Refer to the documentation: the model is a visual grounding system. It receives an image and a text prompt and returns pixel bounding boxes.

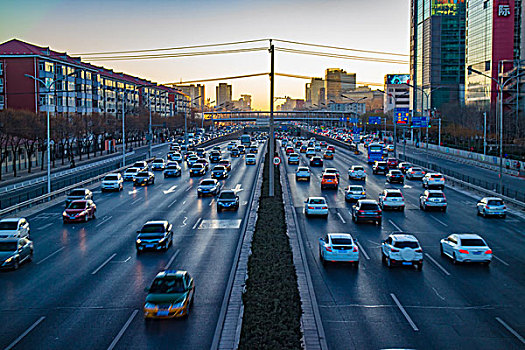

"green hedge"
[239,148,302,350]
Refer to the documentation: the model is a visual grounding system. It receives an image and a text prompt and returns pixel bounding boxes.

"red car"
[386,158,399,168]
[327,145,335,153]
[63,200,97,223]
[286,147,295,155]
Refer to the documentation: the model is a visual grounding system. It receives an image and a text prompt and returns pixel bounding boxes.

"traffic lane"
[0,142,262,349]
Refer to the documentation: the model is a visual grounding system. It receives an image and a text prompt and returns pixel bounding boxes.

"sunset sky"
[0,0,410,110]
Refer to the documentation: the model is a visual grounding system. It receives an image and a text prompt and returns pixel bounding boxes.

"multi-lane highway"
[0,139,263,350]
[279,138,525,350]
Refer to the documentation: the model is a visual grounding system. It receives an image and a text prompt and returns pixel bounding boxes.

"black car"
[209,151,221,163]
[351,199,382,225]
[373,161,388,175]
[65,188,93,207]
[164,164,182,178]
[211,165,228,179]
[134,171,155,186]
[310,156,324,167]
[136,221,173,253]
[217,190,240,211]
[231,148,240,157]
[0,238,33,270]
[195,158,209,171]
[386,170,405,184]
[190,164,206,177]
[196,148,206,158]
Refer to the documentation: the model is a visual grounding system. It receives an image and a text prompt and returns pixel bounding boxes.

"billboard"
[394,108,410,124]
[385,74,410,85]
[368,116,382,125]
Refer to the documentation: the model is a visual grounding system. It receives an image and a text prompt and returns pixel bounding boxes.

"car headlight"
[136,239,141,244]
[197,188,202,192]
[5,257,13,263]
[63,212,68,217]
[144,302,157,310]
[171,301,185,309]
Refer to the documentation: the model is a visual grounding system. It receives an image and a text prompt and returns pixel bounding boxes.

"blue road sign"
[368,116,381,125]
[394,108,410,124]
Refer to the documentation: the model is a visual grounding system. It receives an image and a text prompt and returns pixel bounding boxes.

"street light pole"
[148,91,152,158]
[122,90,126,166]
[269,39,275,197]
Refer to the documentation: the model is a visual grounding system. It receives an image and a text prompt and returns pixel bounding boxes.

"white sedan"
[318,233,359,266]
[440,233,492,265]
[304,197,328,218]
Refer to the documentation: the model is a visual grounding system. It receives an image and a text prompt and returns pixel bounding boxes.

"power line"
[164,72,270,85]
[275,73,384,87]
[275,47,408,65]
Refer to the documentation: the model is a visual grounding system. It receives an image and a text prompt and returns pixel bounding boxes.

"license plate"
[69,216,75,219]
[473,251,481,255]
[146,244,154,248]
[156,310,169,316]
[402,262,412,265]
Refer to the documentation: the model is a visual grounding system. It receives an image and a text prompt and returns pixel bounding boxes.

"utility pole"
[269,40,275,197]
[148,91,152,158]
[483,111,487,156]
[438,116,441,150]
[122,90,126,167]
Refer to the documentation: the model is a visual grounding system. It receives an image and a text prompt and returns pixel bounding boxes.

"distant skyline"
[0,0,410,110]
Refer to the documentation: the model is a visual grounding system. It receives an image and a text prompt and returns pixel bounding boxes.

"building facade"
[325,69,356,102]
[410,0,467,112]
[173,84,205,108]
[305,77,325,107]
[384,74,411,113]
[328,102,366,115]
[216,83,232,109]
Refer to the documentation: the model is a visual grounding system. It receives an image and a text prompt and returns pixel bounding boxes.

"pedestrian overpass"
[203,110,360,125]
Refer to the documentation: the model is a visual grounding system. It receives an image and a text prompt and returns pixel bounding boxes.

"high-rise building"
[173,84,205,107]
[305,77,325,106]
[325,69,356,102]
[233,94,252,111]
[410,0,467,112]
[216,83,232,109]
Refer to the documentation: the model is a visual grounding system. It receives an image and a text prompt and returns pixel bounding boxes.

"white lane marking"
[192,218,202,230]
[106,310,139,350]
[337,212,346,224]
[493,255,509,266]
[390,293,419,332]
[168,199,178,208]
[185,186,192,192]
[182,200,186,205]
[4,316,46,350]
[388,219,403,232]
[96,215,113,228]
[233,184,243,193]
[128,188,141,195]
[164,249,181,269]
[131,198,141,205]
[425,253,451,276]
[242,201,248,206]
[209,199,215,207]
[180,217,188,227]
[429,215,448,227]
[496,317,525,345]
[37,223,54,231]
[355,241,370,260]
[432,287,446,301]
[123,256,131,263]
[36,247,65,265]
[163,185,178,194]
[91,253,117,275]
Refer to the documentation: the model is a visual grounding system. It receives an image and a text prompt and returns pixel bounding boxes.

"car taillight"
[322,206,328,210]
[391,248,399,252]
[415,249,422,253]
[375,211,381,214]
[358,210,365,213]
[484,249,493,254]
[459,249,469,254]
[308,206,314,209]
[352,246,358,252]
[486,206,491,209]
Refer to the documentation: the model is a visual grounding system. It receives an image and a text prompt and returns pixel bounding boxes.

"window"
[0,62,3,74]
[485,60,491,71]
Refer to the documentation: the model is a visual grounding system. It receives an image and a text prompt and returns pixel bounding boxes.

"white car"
[406,167,425,180]
[344,185,366,202]
[151,159,166,171]
[378,189,405,211]
[440,233,492,265]
[197,179,221,197]
[306,148,316,158]
[348,165,366,180]
[476,197,507,218]
[420,190,447,211]
[304,197,329,218]
[323,168,340,180]
[422,173,445,189]
[288,153,300,165]
[295,167,311,181]
[318,233,359,266]
[172,153,183,162]
[382,234,423,270]
[101,173,123,192]
[386,144,394,152]
[315,145,322,152]
[0,218,30,239]
[245,154,256,165]
[123,167,140,181]
[227,142,237,150]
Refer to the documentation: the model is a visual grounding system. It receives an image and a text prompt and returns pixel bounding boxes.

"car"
[327,145,335,153]
[420,190,447,211]
[0,218,30,239]
[321,174,338,190]
[211,165,229,179]
[323,150,334,159]
[422,173,445,189]
[217,190,240,211]
[218,159,232,171]
[323,168,340,180]
[123,167,140,181]
[306,148,316,158]
[190,164,206,177]
[295,166,311,181]
[164,163,182,178]
[197,179,221,197]
[212,145,221,153]
[378,189,405,211]
[372,161,388,175]
[315,144,322,152]
[381,234,423,270]
[304,197,329,218]
[351,199,382,224]
[248,145,258,154]
[386,169,405,184]
[245,154,256,165]
[345,185,366,202]
[348,165,366,181]
[167,152,177,161]
[0,238,33,270]
[406,167,426,180]
[288,153,300,165]
[169,144,179,151]
[320,141,327,148]
[386,144,395,152]
[136,221,173,252]
[65,188,93,207]
[186,155,199,166]
[133,161,149,172]
[386,158,399,168]
[151,159,166,171]
[134,171,155,186]
[300,145,308,153]
[398,162,412,174]
[195,158,209,171]
[238,145,246,154]
[209,151,221,163]
[231,148,240,157]
[101,173,123,192]
[63,200,96,223]
[318,233,359,266]
[310,156,323,167]
[143,270,195,319]
[227,142,237,151]
[196,148,206,158]
[285,146,295,155]
[295,141,303,148]
[440,233,492,265]
[476,197,507,218]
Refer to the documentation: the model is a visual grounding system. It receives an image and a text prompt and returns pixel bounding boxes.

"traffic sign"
[368,116,381,125]
[394,108,410,124]
[273,156,281,165]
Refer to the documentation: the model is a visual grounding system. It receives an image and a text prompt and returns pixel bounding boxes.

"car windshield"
[360,203,379,210]
[390,171,402,175]
[137,172,149,177]
[353,167,364,171]
[298,168,309,172]
[201,180,216,186]
[166,165,179,170]
[487,200,504,206]
[349,186,363,191]
[219,161,229,165]
[105,175,119,180]
[377,162,387,166]
[461,239,486,246]
[69,190,85,196]
[387,192,402,198]
[412,168,422,172]
[0,242,17,251]
[393,241,419,249]
[141,224,165,233]
[323,175,336,179]
[149,277,186,294]
[125,168,138,173]
[0,222,18,230]
[331,238,353,245]
[192,164,204,169]
[213,166,225,171]
[431,174,442,178]
[309,199,325,205]
[68,202,87,209]
[153,160,164,164]
[428,192,444,198]
[220,192,236,199]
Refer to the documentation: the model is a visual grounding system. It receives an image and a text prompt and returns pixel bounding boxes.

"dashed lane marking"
[425,253,451,276]
[4,316,46,350]
[429,215,448,227]
[388,219,403,231]
[495,317,525,345]
[336,212,346,224]
[390,293,419,332]
[355,241,370,260]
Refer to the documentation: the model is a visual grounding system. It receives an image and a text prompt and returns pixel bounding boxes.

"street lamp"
[25,70,77,194]
[468,66,525,193]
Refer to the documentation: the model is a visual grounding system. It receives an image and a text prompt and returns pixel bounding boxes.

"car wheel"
[442,207,447,212]
[197,193,201,198]
[84,215,89,222]
[377,219,382,225]
[319,250,326,266]
[416,262,423,271]
[152,179,155,184]
[217,206,221,212]
[440,244,445,256]
[27,251,34,262]
[12,258,19,270]
[482,209,487,218]
[452,253,459,264]
[400,206,405,212]
[483,261,491,266]
[386,257,392,268]
[477,208,481,216]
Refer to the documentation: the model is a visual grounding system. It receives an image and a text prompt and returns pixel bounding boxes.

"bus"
[367,142,385,164]
[240,134,252,146]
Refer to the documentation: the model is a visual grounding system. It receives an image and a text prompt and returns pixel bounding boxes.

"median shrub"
[239,148,302,350]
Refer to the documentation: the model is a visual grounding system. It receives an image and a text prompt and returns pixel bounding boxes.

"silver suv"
[381,234,423,270]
